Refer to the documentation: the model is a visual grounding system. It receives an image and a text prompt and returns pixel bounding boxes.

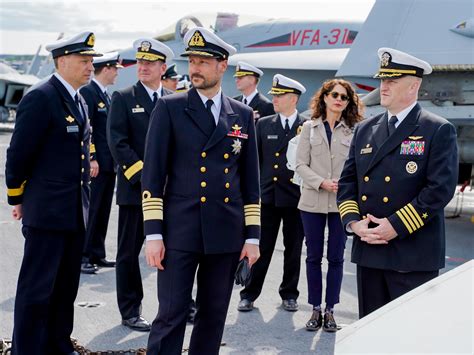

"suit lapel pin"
[65,115,75,123]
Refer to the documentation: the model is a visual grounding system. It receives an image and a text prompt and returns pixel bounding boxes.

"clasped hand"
[351,214,397,244]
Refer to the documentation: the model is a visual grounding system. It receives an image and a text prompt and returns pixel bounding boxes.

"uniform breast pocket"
[338,138,351,157]
[310,135,324,155]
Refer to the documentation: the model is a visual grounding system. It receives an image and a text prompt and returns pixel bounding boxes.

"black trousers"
[116,205,145,319]
[83,171,116,261]
[147,249,240,355]
[12,226,84,355]
[240,203,304,302]
[357,265,439,318]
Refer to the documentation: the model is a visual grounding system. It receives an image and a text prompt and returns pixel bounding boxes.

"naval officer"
[337,47,458,318]
[80,52,123,274]
[234,61,274,121]
[6,32,101,354]
[161,63,182,92]
[142,27,261,354]
[107,38,174,331]
[238,74,306,312]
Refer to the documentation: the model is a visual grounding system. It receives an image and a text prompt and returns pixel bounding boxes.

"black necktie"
[75,94,84,121]
[104,91,110,106]
[388,115,398,136]
[206,99,216,127]
[243,98,247,105]
[284,118,290,135]
[153,92,158,105]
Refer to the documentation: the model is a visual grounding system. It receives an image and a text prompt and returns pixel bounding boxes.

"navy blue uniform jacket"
[142,88,261,254]
[234,92,275,120]
[337,104,458,271]
[6,75,91,231]
[107,81,172,205]
[256,113,306,207]
[80,80,114,172]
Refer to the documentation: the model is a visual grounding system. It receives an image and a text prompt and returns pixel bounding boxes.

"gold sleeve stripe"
[245,216,260,226]
[340,208,360,218]
[339,204,360,213]
[339,200,359,208]
[396,210,414,234]
[90,144,96,153]
[397,210,414,234]
[7,180,27,197]
[143,210,163,221]
[407,203,424,227]
[402,206,421,229]
[124,160,143,180]
[244,204,260,209]
[340,207,360,214]
[143,201,163,206]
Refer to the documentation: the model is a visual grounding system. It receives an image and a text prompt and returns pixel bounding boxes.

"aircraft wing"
[227,48,349,70]
[337,0,474,78]
[0,73,40,86]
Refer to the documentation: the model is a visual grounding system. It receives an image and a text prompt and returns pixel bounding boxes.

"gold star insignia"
[422,213,428,219]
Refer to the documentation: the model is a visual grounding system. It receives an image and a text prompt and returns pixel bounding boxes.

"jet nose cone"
[450,18,474,38]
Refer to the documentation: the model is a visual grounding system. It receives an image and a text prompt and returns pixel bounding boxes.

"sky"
[0,0,375,55]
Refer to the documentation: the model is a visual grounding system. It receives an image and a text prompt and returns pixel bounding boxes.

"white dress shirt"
[279,110,298,129]
[388,101,418,128]
[242,89,258,106]
[53,73,78,101]
[141,82,163,101]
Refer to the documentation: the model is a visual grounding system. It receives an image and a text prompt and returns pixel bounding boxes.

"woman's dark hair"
[309,78,364,128]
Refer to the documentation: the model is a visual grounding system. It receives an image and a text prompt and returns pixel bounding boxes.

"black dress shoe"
[122,315,151,332]
[323,312,339,332]
[305,310,323,331]
[91,258,116,267]
[282,299,298,312]
[80,262,98,274]
[237,299,254,312]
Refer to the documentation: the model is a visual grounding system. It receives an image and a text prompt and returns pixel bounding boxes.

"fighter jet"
[110,12,364,111]
[0,61,39,122]
[337,0,474,179]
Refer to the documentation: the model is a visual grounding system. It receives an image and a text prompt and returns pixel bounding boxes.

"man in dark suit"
[107,38,174,331]
[142,27,261,354]
[233,61,274,122]
[337,47,458,318]
[238,74,306,312]
[80,52,123,274]
[5,32,101,355]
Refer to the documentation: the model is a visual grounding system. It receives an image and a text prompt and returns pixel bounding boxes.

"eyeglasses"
[328,91,349,102]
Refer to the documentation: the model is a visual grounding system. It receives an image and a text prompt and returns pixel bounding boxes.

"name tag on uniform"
[98,108,107,112]
[67,125,79,133]
[360,147,372,154]
[267,135,278,140]
[132,107,145,113]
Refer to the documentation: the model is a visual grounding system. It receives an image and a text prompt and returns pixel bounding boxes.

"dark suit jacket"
[257,113,306,207]
[142,88,261,254]
[234,92,275,120]
[337,104,458,271]
[6,75,91,231]
[107,81,172,205]
[80,80,114,172]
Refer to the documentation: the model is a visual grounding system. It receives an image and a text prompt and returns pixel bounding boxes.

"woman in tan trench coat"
[296,79,363,332]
